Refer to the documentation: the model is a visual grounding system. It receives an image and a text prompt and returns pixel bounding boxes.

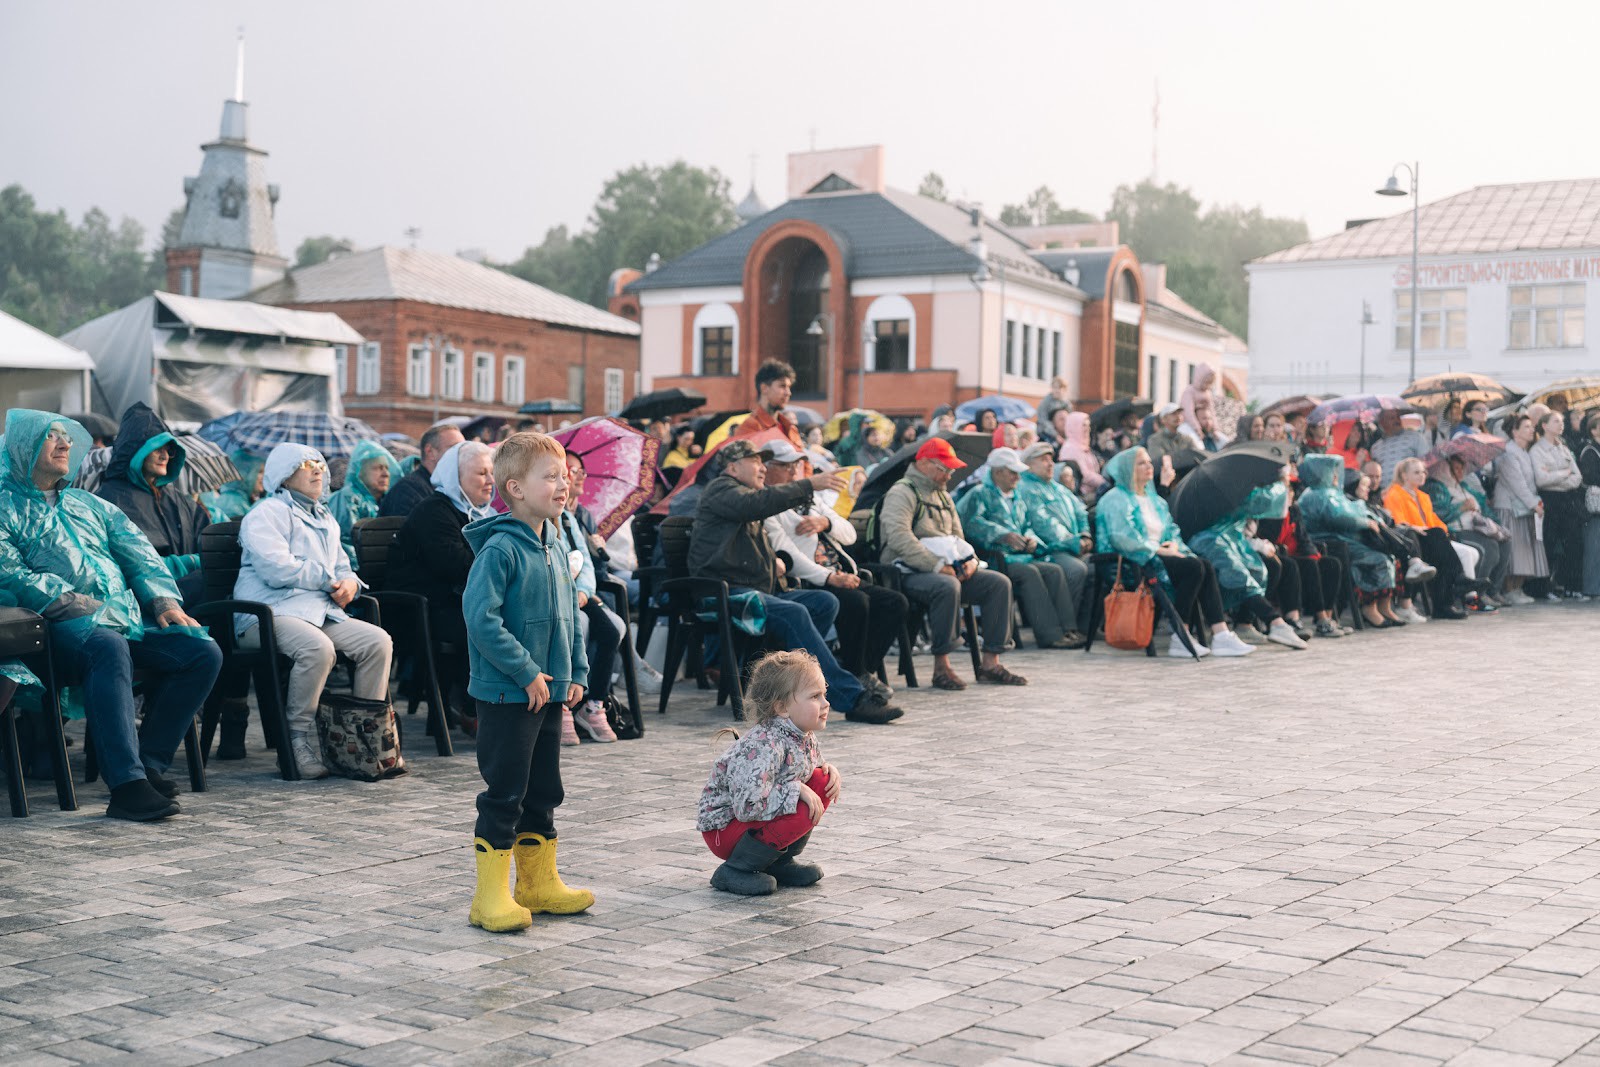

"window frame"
[332,345,348,395]
[1508,283,1585,350]
[440,345,465,401]
[603,367,624,413]
[1395,288,1467,352]
[502,355,525,406]
[692,303,740,376]
[406,343,430,397]
[356,341,381,396]
[473,351,495,403]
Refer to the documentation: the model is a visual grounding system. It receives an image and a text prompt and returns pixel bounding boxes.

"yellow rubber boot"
[513,833,595,914]
[469,838,532,932]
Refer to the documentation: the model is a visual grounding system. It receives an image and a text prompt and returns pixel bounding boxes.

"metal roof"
[1255,178,1600,265]
[629,188,1063,292]
[153,291,364,345]
[251,246,641,336]
[1032,249,1121,299]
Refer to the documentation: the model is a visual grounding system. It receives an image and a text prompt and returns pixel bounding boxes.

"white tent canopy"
[63,291,361,426]
[0,308,93,413]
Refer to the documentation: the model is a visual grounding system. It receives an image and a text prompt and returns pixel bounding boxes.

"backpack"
[603,692,644,740]
[861,484,927,561]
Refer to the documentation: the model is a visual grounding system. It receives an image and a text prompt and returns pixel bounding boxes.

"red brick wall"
[271,298,640,439]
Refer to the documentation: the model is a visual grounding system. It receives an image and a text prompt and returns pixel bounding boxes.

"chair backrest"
[632,511,663,567]
[354,516,408,591]
[659,516,695,580]
[199,521,244,602]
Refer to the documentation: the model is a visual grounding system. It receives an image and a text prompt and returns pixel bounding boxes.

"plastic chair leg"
[183,718,206,793]
[657,622,686,716]
[3,704,28,817]
[962,606,982,675]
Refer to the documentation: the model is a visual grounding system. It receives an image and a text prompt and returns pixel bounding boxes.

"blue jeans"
[55,626,223,788]
[743,588,864,713]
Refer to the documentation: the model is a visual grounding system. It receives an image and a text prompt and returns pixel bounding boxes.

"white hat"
[1156,401,1182,418]
[985,447,1028,474]
[765,439,805,464]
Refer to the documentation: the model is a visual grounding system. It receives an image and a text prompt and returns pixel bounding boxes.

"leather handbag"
[1103,559,1155,651]
[0,607,46,658]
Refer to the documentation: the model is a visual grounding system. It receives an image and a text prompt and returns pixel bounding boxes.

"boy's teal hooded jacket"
[0,410,184,643]
[1188,482,1288,610]
[462,511,588,705]
[327,440,402,569]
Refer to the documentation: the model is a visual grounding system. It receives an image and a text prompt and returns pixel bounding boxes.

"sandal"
[975,663,1028,686]
[931,672,967,691]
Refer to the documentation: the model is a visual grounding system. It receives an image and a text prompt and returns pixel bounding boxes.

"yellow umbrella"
[822,408,894,445]
[1402,372,1519,410]
[1523,377,1600,413]
[702,413,749,452]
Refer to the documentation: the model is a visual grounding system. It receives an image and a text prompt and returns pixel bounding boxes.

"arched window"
[1116,269,1140,304]
[863,294,915,372]
[692,303,739,376]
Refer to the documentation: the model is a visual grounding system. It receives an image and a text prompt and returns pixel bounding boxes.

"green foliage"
[500,161,737,307]
[1107,179,1308,338]
[295,235,354,268]
[918,172,948,202]
[1000,186,1095,228]
[0,184,164,335]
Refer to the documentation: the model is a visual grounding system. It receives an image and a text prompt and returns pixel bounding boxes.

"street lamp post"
[1358,300,1374,392]
[1376,161,1420,386]
[804,312,837,410]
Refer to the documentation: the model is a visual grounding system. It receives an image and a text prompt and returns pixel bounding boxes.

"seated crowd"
[4,362,1595,823]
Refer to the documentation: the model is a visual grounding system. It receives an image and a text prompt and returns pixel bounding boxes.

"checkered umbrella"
[200,411,381,459]
[71,433,239,496]
[553,417,660,538]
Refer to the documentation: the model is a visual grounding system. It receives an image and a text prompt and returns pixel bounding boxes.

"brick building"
[250,246,641,438]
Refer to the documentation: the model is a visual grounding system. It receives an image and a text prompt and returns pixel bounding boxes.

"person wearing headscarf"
[235,443,393,779]
[1056,411,1106,499]
[1094,447,1255,658]
[200,450,265,523]
[328,440,403,570]
[0,410,221,822]
[389,441,496,737]
[94,402,212,603]
[928,405,956,435]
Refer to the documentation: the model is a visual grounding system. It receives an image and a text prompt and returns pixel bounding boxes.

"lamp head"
[1376,175,1407,197]
[806,316,824,337]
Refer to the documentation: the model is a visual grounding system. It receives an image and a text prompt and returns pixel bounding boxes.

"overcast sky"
[6,0,1599,265]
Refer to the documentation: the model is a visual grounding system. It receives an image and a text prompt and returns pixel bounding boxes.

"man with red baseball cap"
[877,437,1027,689]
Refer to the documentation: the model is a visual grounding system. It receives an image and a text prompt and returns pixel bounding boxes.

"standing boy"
[462,432,594,932]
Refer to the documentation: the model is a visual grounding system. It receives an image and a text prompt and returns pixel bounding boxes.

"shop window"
[1509,283,1584,349]
[1396,288,1466,350]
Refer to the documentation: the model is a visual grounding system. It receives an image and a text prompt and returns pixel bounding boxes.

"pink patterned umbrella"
[554,417,660,538]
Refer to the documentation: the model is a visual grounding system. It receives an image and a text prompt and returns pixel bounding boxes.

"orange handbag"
[1103,558,1156,650]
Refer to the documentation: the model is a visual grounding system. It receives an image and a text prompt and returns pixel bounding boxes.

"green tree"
[918,172,948,202]
[295,235,355,268]
[1001,185,1096,228]
[500,161,737,307]
[1107,179,1307,338]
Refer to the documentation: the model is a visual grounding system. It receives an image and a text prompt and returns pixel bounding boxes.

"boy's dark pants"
[474,700,564,849]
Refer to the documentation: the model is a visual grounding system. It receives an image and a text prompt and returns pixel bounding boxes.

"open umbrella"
[1090,397,1153,434]
[703,413,750,452]
[1403,373,1519,410]
[692,409,749,447]
[1521,377,1600,414]
[201,411,381,459]
[64,411,118,442]
[1424,432,1506,476]
[1307,394,1415,426]
[651,426,789,516]
[1259,394,1328,419]
[170,432,241,494]
[1167,440,1297,538]
[854,431,994,515]
[553,417,660,538]
[822,408,894,445]
[518,398,584,416]
[619,386,707,421]
[955,394,1036,426]
[788,405,824,431]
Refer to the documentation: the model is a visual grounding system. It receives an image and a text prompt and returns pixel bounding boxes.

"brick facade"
[272,297,639,438]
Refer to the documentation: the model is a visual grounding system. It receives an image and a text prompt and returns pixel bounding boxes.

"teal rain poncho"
[1188,481,1288,610]
[1297,454,1394,593]
[1017,466,1090,555]
[956,469,1039,565]
[0,410,205,648]
[327,439,402,568]
[200,450,265,523]
[1094,447,1189,590]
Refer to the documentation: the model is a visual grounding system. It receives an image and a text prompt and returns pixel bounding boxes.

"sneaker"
[1395,605,1428,624]
[1233,625,1266,645]
[1503,590,1535,606]
[1208,630,1256,657]
[145,770,180,799]
[1405,558,1438,583]
[856,673,895,701]
[1167,632,1209,659]
[1565,590,1591,601]
[844,699,903,724]
[559,704,581,746]
[1267,619,1309,650]
[289,731,329,780]
[573,702,617,743]
[1313,618,1344,639]
[630,655,665,695]
[1545,591,1562,602]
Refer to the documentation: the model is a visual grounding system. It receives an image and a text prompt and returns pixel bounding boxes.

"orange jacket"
[1382,482,1446,531]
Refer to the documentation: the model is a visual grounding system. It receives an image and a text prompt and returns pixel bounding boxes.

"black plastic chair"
[0,608,74,817]
[352,517,453,757]
[655,516,759,720]
[594,575,642,726]
[1082,553,1203,660]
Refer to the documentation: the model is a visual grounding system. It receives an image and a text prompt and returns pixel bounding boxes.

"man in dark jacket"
[95,403,211,604]
[690,439,902,724]
[379,423,465,519]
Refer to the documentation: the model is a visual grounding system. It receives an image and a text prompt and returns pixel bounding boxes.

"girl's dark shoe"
[767,832,824,887]
[710,831,781,896]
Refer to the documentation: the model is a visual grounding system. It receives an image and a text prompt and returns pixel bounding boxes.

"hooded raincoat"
[1017,467,1090,555]
[1094,448,1189,589]
[0,410,186,647]
[328,439,402,568]
[1297,454,1394,592]
[94,403,210,582]
[234,443,360,634]
[1056,412,1106,494]
[200,450,264,523]
[956,471,1039,566]
[1188,482,1288,610]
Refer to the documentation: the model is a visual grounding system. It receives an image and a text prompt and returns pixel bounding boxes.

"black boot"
[145,770,180,799]
[767,832,824,887]
[216,697,249,760]
[107,778,180,822]
[710,831,781,896]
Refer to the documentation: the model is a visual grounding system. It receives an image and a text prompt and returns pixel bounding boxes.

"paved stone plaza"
[6,606,1600,1066]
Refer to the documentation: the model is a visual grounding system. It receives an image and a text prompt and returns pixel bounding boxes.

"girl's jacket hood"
[1102,446,1150,495]
[431,441,494,520]
[1063,411,1091,449]
[104,402,186,493]
[4,410,91,496]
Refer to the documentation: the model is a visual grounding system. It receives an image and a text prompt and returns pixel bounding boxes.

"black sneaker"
[107,779,181,822]
[145,771,180,799]
[845,694,904,724]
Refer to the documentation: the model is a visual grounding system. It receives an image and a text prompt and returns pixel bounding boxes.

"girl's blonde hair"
[714,650,825,740]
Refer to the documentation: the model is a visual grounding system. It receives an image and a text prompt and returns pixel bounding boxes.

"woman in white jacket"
[235,443,394,778]
[1530,411,1588,599]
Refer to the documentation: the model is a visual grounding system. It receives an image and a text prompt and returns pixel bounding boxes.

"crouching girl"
[696,650,842,896]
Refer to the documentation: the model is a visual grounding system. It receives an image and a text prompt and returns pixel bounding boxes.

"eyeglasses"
[44,428,73,445]
[296,459,328,474]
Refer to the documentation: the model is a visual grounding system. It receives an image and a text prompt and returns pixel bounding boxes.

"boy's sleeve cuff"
[509,660,541,689]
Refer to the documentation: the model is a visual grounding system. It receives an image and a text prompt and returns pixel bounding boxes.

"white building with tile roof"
[1247,178,1600,403]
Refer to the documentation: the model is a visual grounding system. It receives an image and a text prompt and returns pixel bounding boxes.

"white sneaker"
[1395,605,1428,624]
[1504,590,1536,606]
[289,731,329,779]
[1168,631,1210,659]
[1208,630,1256,657]
[1234,625,1267,645]
[626,655,664,695]
[1405,558,1438,583]
[1267,619,1309,650]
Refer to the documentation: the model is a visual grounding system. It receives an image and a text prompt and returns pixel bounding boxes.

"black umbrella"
[518,398,584,415]
[1167,440,1296,538]
[1090,397,1153,434]
[619,386,707,421]
[64,411,118,442]
[855,431,993,514]
[692,409,750,447]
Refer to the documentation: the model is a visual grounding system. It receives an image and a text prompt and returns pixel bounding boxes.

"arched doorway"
[1112,268,1142,398]
[788,246,830,398]
[742,221,849,410]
